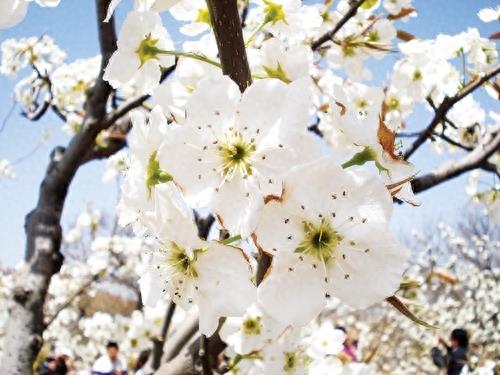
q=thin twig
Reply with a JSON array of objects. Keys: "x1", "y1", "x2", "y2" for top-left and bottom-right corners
[
  {"x1": 404, "y1": 66, "x2": 500, "y2": 160},
  {"x1": 311, "y1": 0, "x2": 367, "y2": 51}
]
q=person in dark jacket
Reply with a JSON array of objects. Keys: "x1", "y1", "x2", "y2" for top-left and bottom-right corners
[{"x1": 431, "y1": 328, "x2": 469, "y2": 375}]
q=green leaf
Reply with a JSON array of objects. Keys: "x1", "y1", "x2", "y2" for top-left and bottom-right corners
[
  {"x1": 341, "y1": 147, "x2": 389, "y2": 172},
  {"x1": 263, "y1": 62, "x2": 291, "y2": 84}
]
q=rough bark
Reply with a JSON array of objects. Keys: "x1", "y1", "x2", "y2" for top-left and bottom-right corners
[
  {"x1": 412, "y1": 127, "x2": 499, "y2": 194},
  {"x1": 206, "y1": 0, "x2": 252, "y2": 92},
  {"x1": 152, "y1": 301, "x2": 177, "y2": 370},
  {"x1": 1, "y1": 1, "x2": 117, "y2": 373}
]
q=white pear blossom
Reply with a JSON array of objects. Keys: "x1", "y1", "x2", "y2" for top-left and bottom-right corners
[
  {"x1": 152, "y1": 57, "x2": 221, "y2": 119},
  {"x1": 248, "y1": 0, "x2": 322, "y2": 40},
  {"x1": 0, "y1": 0, "x2": 61, "y2": 29},
  {"x1": 0, "y1": 0, "x2": 28, "y2": 29},
  {"x1": 158, "y1": 75, "x2": 320, "y2": 236},
  {"x1": 103, "y1": 10, "x2": 175, "y2": 94},
  {"x1": 0, "y1": 159, "x2": 16, "y2": 179},
  {"x1": 220, "y1": 304, "x2": 286, "y2": 354},
  {"x1": 169, "y1": 0, "x2": 211, "y2": 36},
  {"x1": 262, "y1": 329, "x2": 313, "y2": 375},
  {"x1": 139, "y1": 189, "x2": 256, "y2": 335},
  {"x1": 305, "y1": 321, "x2": 345, "y2": 360},
  {"x1": 102, "y1": 150, "x2": 128, "y2": 183},
  {"x1": 117, "y1": 106, "x2": 171, "y2": 230},
  {"x1": 383, "y1": 0, "x2": 413, "y2": 16},
  {"x1": 248, "y1": 38, "x2": 311, "y2": 83},
  {"x1": 105, "y1": 0, "x2": 180, "y2": 22},
  {"x1": 478, "y1": 6, "x2": 500, "y2": 23},
  {"x1": 0, "y1": 35, "x2": 66, "y2": 78},
  {"x1": 255, "y1": 157, "x2": 409, "y2": 327}
]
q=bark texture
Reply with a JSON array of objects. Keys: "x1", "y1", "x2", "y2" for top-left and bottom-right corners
[{"x1": 2, "y1": 1, "x2": 117, "y2": 373}]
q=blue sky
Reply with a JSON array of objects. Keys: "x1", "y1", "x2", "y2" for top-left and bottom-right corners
[{"x1": 0, "y1": 0, "x2": 498, "y2": 266}]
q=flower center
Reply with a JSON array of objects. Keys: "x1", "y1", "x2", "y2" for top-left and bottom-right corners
[
  {"x1": 282, "y1": 351, "x2": 310, "y2": 373},
  {"x1": 242, "y1": 316, "x2": 262, "y2": 335},
  {"x1": 263, "y1": 0, "x2": 287, "y2": 25},
  {"x1": 136, "y1": 33, "x2": 161, "y2": 66},
  {"x1": 218, "y1": 133, "x2": 255, "y2": 178},
  {"x1": 295, "y1": 219, "x2": 343, "y2": 264},
  {"x1": 388, "y1": 96, "x2": 400, "y2": 111},
  {"x1": 167, "y1": 243, "x2": 199, "y2": 278},
  {"x1": 412, "y1": 69, "x2": 423, "y2": 81}
]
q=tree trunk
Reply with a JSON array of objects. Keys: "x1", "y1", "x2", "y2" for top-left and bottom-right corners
[{"x1": 1, "y1": 1, "x2": 116, "y2": 373}]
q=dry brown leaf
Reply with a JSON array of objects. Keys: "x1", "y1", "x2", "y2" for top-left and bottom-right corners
[{"x1": 388, "y1": 7, "x2": 416, "y2": 20}]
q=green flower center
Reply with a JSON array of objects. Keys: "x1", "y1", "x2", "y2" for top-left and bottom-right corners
[
  {"x1": 218, "y1": 133, "x2": 256, "y2": 178},
  {"x1": 242, "y1": 317, "x2": 261, "y2": 335},
  {"x1": 131, "y1": 338, "x2": 138, "y2": 348},
  {"x1": 412, "y1": 69, "x2": 423, "y2": 81},
  {"x1": 367, "y1": 31, "x2": 380, "y2": 43},
  {"x1": 388, "y1": 96, "x2": 400, "y2": 111},
  {"x1": 167, "y1": 243, "x2": 199, "y2": 278},
  {"x1": 342, "y1": 43, "x2": 357, "y2": 57},
  {"x1": 136, "y1": 33, "x2": 161, "y2": 66},
  {"x1": 295, "y1": 219, "x2": 343, "y2": 264},
  {"x1": 283, "y1": 351, "x2": 311, "y2": 373},
  {"x1": 146, "y1": 151, "x2": 172, "y2": 198},
  {"x1": 263, "y1": 0, "x2": 287, "y2": 25}
]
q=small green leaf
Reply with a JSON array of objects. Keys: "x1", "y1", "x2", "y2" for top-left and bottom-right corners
[
  {"x1": 341, "y1": 147, "x2": 389, "y2": 173},
  {"x1": 263, "y1": 62, "x2": 291, "y2": 84}
]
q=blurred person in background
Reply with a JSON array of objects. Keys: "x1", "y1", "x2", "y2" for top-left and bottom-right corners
[
  {"x1": 335, "y1": 326, "x2": 358, "y2": 363},
  {"x1": 39, "y1": 352, "x2": 73, "y2": 375},
  {"x1": 91, "y1": 341, "x2": 128, "y2": 375},
  {"x1": 432, "y1": 328, "x2": 469, "y2": 375}
]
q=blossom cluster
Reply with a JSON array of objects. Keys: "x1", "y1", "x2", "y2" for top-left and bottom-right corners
[
  {"x1": 0, "y1": 0, "x2": 498, "y2": 374},
  {"x1": 109, "y1": 0, "x2": 417, "y2": 347}
]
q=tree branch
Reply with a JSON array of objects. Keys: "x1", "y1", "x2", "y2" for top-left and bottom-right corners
[
  {"x1": 44, "y1": 273, "x2": 100, "y2": 328},
  {"x1": 311, "y1": 0, "x2": 367, "y2": 51},
  {"x1": 206, "y1": 0, "x2": 252, "y2": 92},
  {"x1": 404, "y1": 66, "x2": 500, "y2": 160},
  {"x1": 412, "y1": 127, "x2": 500, "y2": 194},
  {"x1": 1, "y1": 2, "x2": 117, "y2": 373},
  {"x1": 152, "y1": 301, "x2": 177, "y2": 370}
]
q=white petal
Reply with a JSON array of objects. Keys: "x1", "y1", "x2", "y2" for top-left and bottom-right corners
[
  {"x1": 196, "y1": 243, "x2": 257, "y2": 335},
  {"x1": 134, "y1": 59, "x2": 162, "y2": 94},
  {"x1": 103, "y1": 50, "x2": 140, "y2": 88},
  {"x1": 327, "y1": 230, "x2": 408, "y2": 309},
  {"x1": 158, "y1": 123, "x2": 220, "y2": 206},
  {"x1": 139, "y1": 268, "x2": 164, "y2": 307},
  {"x1": 258, "y1": 253, "x2": 327, "y2": 327},
  {"x1": 0, "y1": 0, "x2": 28, "y2": 29},
  {"x1": 210, "y1": 177, "x2": 263, "y2": 237},
  {"x1": 185, "y1": 76, "x2": 240, "y2": 136},
  {"x1": 253, "y1": 200, "x2": 303, "y2": 255}
]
